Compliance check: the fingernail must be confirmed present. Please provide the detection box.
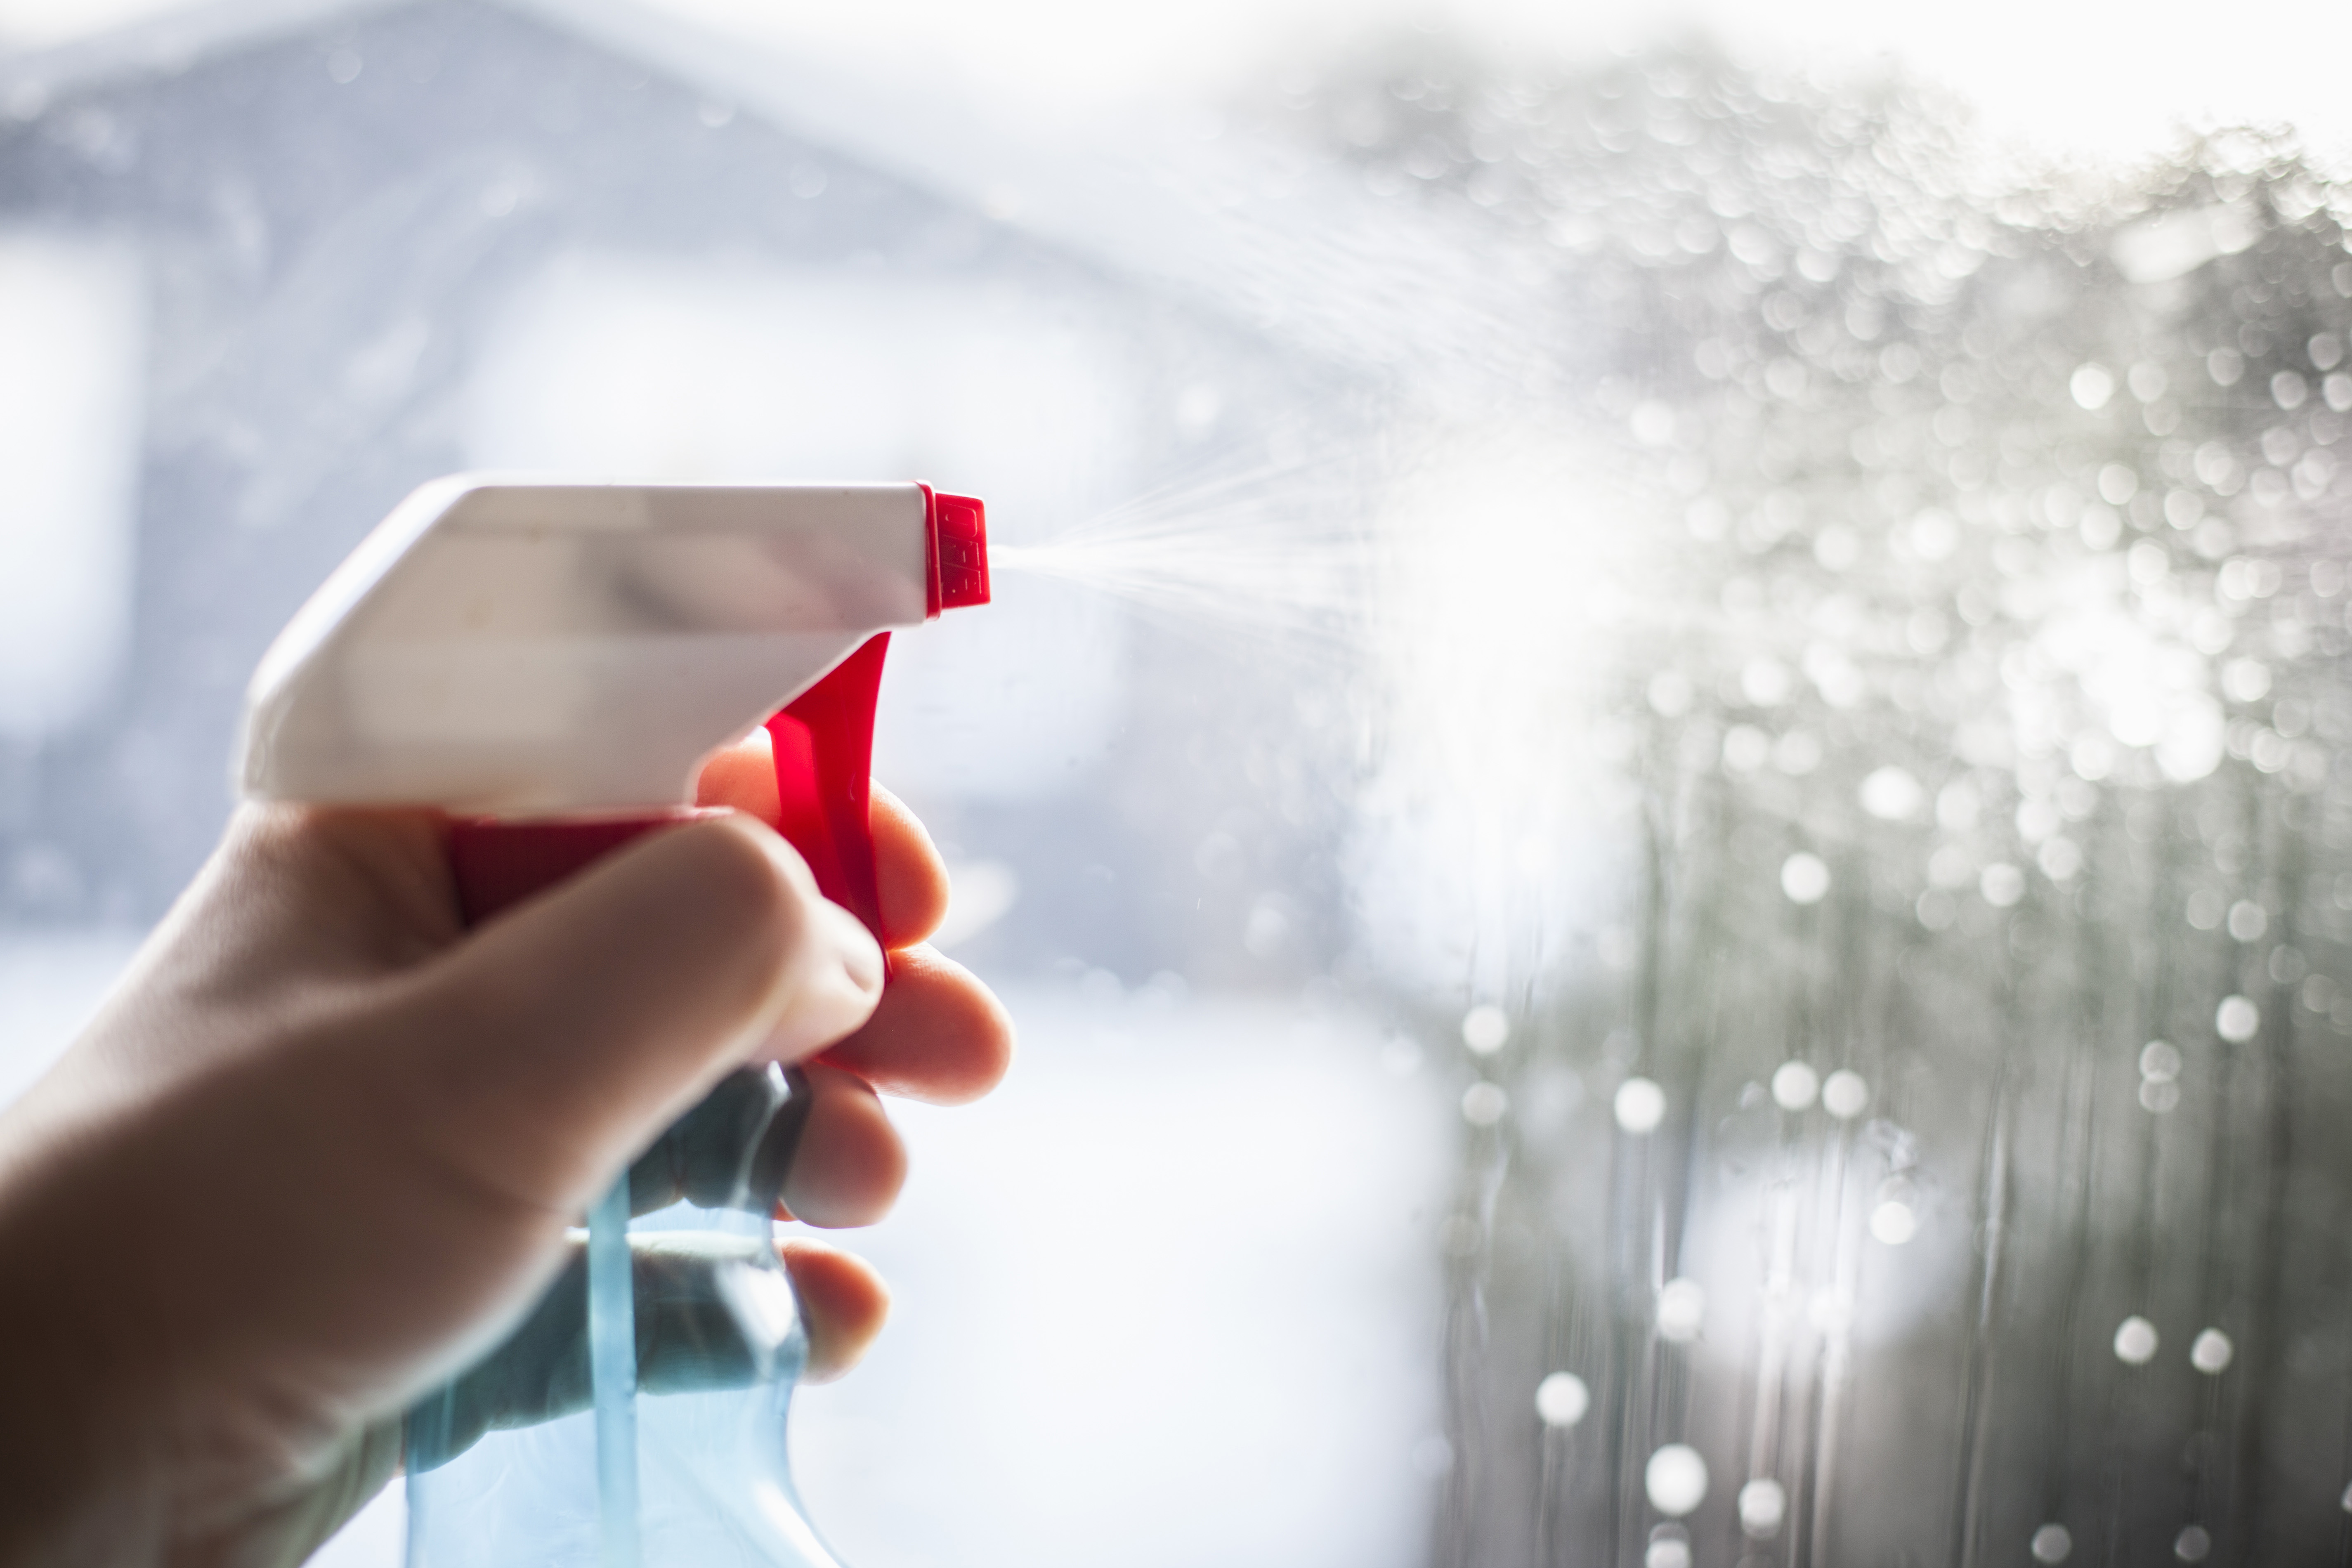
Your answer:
[823,901,886,996]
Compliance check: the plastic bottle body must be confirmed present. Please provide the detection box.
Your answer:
[406,1068,842,1568]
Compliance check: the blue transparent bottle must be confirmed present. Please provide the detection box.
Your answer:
[405,1064,843,1568]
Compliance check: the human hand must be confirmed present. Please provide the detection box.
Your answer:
[0,741,1011,1567]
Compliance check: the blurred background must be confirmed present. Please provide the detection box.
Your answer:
[2,1,2351,1565]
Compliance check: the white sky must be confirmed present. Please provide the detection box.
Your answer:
[641,0,2350,168]
[1,0,2347,167]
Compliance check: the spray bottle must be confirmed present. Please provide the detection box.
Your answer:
[236,476,991,1567]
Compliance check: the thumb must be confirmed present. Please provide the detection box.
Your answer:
[371,814,883,1217]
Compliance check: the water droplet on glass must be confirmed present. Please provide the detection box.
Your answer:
[1980,862,2025,908]
[1631,401,1676,445]
[1907,508,1960,561]
[2139,1078,2181,1113]
[1722,724,1771,772]
[1870,1198,1919,1245]
[1644,1443,1709,1516]
[787,161,829,199]
[1773,729,1824,775]
[2222,658,2272,703]
[1728,224,1779,268]
[2174,1524,2212,1562]
[1462,1004,1510,1055]
[2031,1522,2073,1563]
[1738,1477,1787,1537]
[2038,837,2083,881]
[1461,1081,1509,1126]
[1782,852,1830,904]
[1937,779,1981,831]
[1860,765,1923,820]
[2114,1315,2160,1365]
[1770,1060,1820,1110]
[2017,799,2062,845]
[2158,699,2228,784]
[2190,1327,2234,1374]
[1644,1534,1691,1568]
[2071,364,2115,410]
[2141,1040,2182,1081]
[1822,1069,1870,1119]
[1242,898,1291,958]
[2216,995,2261,1043]
[1813,524,1860,571]
[1657,1277,1706,1341]
[1535,1371,1590,1427]
[1742,656,1794,706]
[2225,900,2268,942]
[1615,1077,1667,1134]
[325,48,362,85]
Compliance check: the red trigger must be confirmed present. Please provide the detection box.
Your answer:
[763,633,890,943]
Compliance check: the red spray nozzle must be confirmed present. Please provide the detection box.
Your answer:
[923,487,990,614]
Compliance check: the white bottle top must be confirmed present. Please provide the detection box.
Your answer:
[238,477,935,814]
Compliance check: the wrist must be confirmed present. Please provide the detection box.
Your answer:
[0,1127,168,1563]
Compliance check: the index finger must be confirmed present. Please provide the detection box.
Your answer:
[695,736,949,950]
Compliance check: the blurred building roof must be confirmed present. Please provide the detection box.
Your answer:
[0,0,1559,399]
